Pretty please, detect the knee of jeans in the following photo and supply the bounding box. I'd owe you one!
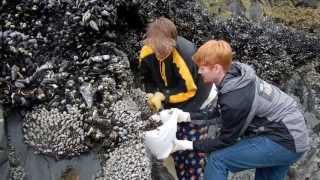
[207,153,226,170]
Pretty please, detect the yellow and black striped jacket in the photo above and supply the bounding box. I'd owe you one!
[138,36,202,109]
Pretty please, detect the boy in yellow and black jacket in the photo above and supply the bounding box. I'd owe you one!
[139,17,210,180]
[139,36,209,112]
[140,35,210,180]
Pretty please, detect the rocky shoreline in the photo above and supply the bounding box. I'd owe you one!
[1,0,319,179]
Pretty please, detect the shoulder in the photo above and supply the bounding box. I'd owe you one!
[219,82,255,111]
[177,36,194,45]
[139,45,154,63]
[176,36,196,53]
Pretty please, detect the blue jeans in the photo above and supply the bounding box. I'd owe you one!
[204,136,303,180]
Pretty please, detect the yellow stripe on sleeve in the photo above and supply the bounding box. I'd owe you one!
[160,61,168,86]
[169,49,197,103]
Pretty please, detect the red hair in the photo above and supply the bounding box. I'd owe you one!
[193,40,233,72]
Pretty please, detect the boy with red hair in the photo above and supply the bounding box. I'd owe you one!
[171,40,309,180]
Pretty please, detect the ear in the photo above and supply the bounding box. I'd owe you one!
[213,64,219,71]
[216,64,224,72]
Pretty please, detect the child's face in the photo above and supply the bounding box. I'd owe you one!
[198,65,216,84]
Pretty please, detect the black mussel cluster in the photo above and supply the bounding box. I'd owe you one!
[0,0,155,158]
[211,17,320,84]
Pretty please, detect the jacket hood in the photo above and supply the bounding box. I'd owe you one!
[219,62,256,94]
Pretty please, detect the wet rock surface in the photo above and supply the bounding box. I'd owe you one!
[0,105,9,180]
[0,0,320,179]
[7,110,100,180]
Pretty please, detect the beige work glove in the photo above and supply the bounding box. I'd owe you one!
[147,92,166,112]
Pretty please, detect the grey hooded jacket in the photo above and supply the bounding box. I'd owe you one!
[192,62,310,153]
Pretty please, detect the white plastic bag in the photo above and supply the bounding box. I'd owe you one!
[144,111,178,160]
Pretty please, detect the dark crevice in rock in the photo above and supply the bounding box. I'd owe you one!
[116,4,145,30]
[315,64,320,74]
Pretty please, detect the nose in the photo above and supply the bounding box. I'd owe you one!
[198,69,205,79]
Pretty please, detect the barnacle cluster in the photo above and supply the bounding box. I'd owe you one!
[97,138,151,180]
[23,105,88,158]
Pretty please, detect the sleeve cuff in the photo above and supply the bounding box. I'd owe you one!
[187,141,193,150]
[163,91,170,105]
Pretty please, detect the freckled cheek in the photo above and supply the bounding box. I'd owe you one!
[200,72,208,79]
[205,72,213,81]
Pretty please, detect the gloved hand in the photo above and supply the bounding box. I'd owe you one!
[171,108,191,123]
[150,109,176,124]
[147,92,166,112]
[171,139,193,153]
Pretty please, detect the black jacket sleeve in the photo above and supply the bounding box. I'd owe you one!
[161,36,198,104]
[139,56,158,93]
[187,105,221,126]
[193,84,254,153]
[190,106,220,120]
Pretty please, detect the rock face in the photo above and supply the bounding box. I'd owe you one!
[284,62,320,180]
[1,0,154,178]
[0,105,9,180]
[0,0,319,179]
[202,0,320,33]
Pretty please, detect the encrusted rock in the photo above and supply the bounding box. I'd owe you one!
[98,138,151,180]
[1,0,319,179]
[23,105,89,158]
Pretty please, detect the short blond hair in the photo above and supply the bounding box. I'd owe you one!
[193,40,233,72]
[143,17,177,60]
